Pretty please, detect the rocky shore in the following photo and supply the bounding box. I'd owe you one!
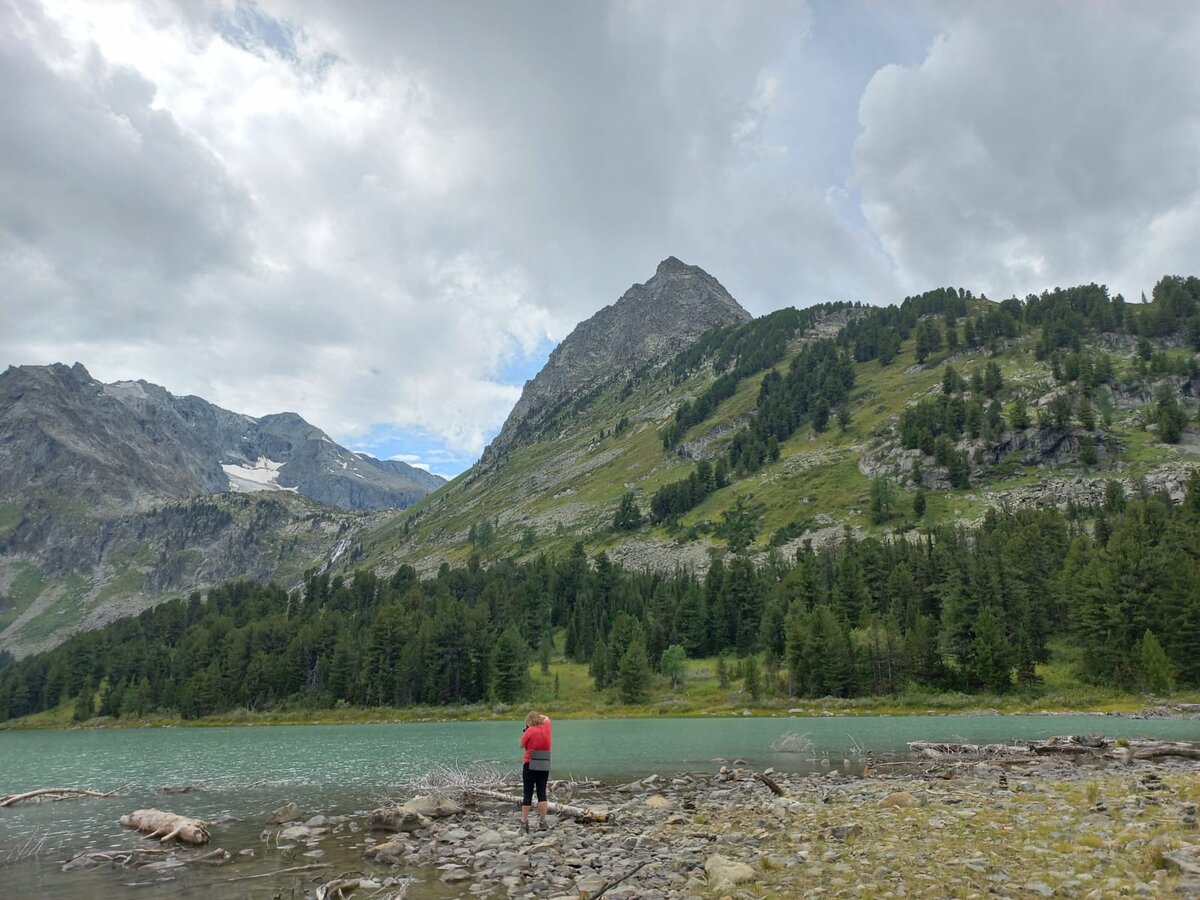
[55,748,1200,898]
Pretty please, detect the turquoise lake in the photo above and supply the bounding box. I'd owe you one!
[1,715,1197,896]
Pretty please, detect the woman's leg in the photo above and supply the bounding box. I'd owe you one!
[535,770,549,824]
[521,764,534,828]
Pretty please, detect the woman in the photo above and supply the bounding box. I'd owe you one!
[519,710,552,833]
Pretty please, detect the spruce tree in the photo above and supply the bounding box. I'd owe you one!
[1138,630,1175,693]
[490,624,531,703]
[617,636,651,703]
[971,607,1014,693]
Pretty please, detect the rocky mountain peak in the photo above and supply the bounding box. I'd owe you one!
[484,258,751,459]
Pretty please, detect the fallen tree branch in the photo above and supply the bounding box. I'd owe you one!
[0,788,118,808]
[316,876,363,900]
[465,788,612,823]
[227,862,332,882]
[754,772,785,797]
[592,860,648,898]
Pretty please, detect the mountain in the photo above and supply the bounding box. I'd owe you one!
[7,273,1200,723]
[363,276,1200,586]
[484,256,752,459]
[0,363,442,513]
[0,363,443,656]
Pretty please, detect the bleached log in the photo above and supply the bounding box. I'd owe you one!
[120,809,210,845]
[1132,745,1200,761]
[908,736,1117,760]
[466,788,612,822]
[0,787,118,808]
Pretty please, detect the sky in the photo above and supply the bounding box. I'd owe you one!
[3,1,1199,478]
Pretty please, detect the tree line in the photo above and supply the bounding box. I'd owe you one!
[2,475,1199,721]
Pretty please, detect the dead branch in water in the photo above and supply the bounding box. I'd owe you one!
[0,788,119,808]
[120,809,210,845]
[465,788,612,822]
[226,862,332,882]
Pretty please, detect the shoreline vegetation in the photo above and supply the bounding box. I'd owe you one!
[2,657,1200,729]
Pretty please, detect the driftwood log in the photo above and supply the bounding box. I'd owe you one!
[754,772,785,796]
[466,788,612,823]
[0,788,118,808]
[120,809,210,844]
[909,735,1200,763]
[1132,745,1200,761]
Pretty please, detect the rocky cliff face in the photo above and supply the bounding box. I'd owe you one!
[484,257,751,458]
[0,363,443,513]
[0,362,442,656]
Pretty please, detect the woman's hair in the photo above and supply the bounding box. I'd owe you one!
[525,710,543,728]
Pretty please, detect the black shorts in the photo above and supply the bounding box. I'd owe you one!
[522,762,549,805]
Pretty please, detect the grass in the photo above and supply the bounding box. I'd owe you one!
[363,317,1156,570]
[0,502,22,537]
[8,647,1198,731]
[0,563,46,633]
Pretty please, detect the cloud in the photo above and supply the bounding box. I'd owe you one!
[852,1,1200,301]
[4,0,1198,478]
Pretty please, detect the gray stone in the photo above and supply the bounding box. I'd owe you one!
[704,854,756,888]
[278,825,311,842]
[403,794,465,819]
[367,807,432,833]
[825,823,863,841]
[267,802,301,824]
[440,866,472,883]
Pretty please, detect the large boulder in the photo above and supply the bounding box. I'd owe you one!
[363,837,409,865]
[367,807,432,833]
[267,802,301,824]
[401,794,464,818]
[704,854,756,889]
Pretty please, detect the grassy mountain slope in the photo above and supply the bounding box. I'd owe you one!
[361,294,1199,578]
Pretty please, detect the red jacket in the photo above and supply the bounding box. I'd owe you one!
[519,717,552,764]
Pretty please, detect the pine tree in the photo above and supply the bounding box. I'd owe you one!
[1137,630,1175,693]
[742,654,762,701]
[590,638,610,689]
[490,624,531,703]
[72,682,94,723]
[617,636,651,703]
[970,606,1014,693]
[613,491,644,531]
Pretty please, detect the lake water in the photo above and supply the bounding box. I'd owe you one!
[2,715,1197,897]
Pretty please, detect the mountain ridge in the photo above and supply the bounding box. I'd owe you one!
[0,361,442,656]
[484,256,752,460]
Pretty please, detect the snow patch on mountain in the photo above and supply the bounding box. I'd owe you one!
[222,457,298,494]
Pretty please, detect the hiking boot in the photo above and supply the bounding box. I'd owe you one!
[537,820,548,832]
[522,821,530,835]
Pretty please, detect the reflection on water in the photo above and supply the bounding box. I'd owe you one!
[1,715,1197,897]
